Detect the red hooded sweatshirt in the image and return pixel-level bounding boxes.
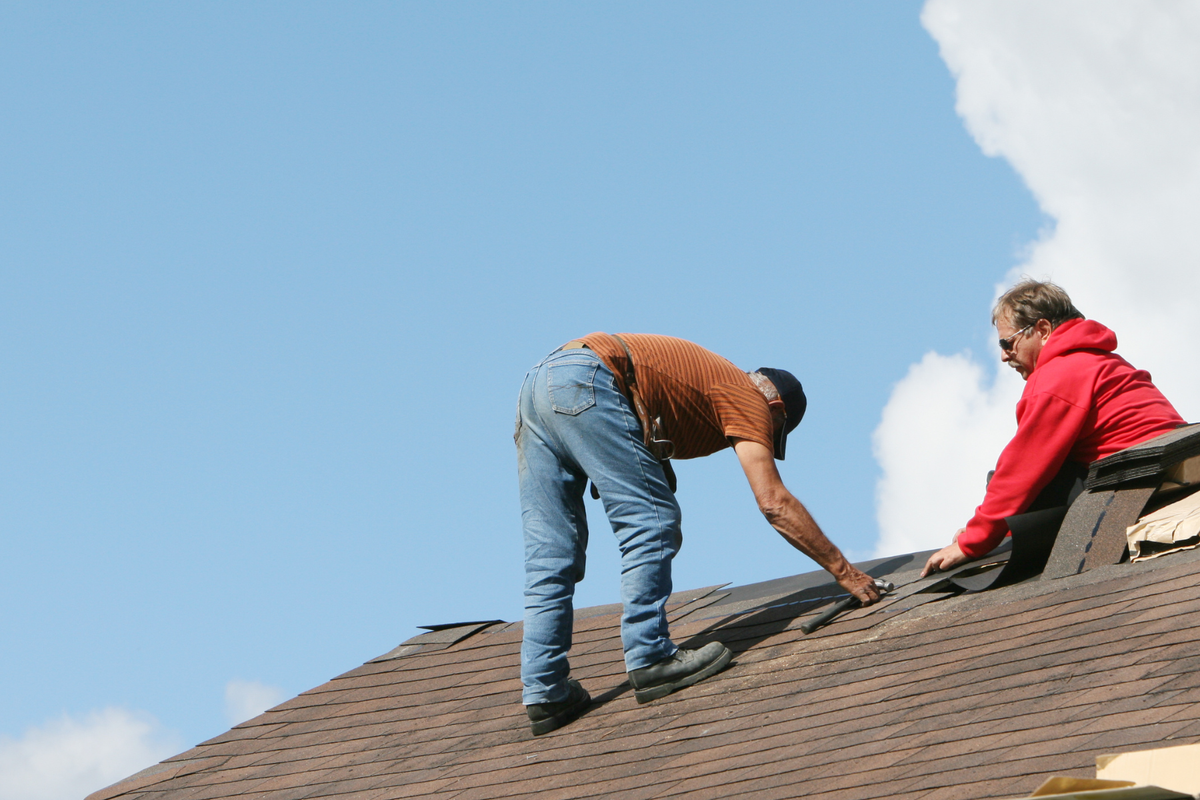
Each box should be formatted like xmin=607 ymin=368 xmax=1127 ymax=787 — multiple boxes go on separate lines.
xmin=957 ymin=318 xmax=1185 ymax=559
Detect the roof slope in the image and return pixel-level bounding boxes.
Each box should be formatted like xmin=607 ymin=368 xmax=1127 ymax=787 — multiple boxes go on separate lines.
xmin=90 ymin=546 xmax=1200 ymax=800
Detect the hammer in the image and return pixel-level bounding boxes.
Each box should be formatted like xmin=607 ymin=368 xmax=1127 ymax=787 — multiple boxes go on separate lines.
xmin=800 ymin=579 xmax=894 ymax=634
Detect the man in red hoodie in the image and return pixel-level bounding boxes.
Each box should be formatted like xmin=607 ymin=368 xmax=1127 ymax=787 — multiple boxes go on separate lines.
xmin=922 ymin=281 xmax=1185 ymax=577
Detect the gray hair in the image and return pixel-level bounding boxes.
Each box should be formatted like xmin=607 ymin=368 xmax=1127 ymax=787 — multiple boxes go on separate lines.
xmin=747 ymin=371 xmax=780 ymax=402
xmin=993 ymin=279 xmax=1084 ymax=330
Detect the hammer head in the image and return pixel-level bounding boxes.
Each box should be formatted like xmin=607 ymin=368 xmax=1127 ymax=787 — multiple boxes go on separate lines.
xmin=874 ymin=579 xmax=895 ymax=596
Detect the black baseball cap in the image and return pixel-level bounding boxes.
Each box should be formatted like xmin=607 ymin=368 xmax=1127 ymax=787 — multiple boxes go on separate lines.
xmin=756 ymin=368 xmax=806 ymax=460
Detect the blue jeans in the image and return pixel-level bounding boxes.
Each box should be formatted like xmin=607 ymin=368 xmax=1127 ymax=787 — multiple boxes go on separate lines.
xmin=516 ymin=347 xmax=681 ymax=704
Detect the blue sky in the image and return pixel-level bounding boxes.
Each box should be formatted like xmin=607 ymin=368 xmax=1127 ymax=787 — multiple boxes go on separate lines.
xmin=1 ymin=0 xmax=1047 ymax=776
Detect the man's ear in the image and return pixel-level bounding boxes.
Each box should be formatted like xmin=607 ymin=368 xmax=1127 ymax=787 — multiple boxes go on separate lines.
xmin=767 ymin=398 xmax=786 ymax=428
xmin=1036 ymin=318 xmax=1055 ymax=341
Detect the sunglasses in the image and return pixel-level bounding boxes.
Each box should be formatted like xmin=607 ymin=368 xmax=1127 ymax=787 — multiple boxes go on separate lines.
xmin=998 ymin=323 xmax=1034 ymax=352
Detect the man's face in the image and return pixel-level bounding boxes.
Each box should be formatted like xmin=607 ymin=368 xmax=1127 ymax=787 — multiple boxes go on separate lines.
xmin=997 ymin=315 xmax=1047 ymax=380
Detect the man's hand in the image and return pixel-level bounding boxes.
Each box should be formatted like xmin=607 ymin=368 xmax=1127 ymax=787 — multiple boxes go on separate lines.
xmin=837 ymin=567 xmax=881 ymax=606
xmin=921 ymin=539 xmax=970 ymax=578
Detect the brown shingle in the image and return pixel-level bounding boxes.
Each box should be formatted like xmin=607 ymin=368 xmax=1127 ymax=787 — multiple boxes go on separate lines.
xmin=88 ymin=547 xmax=1200 ymax=800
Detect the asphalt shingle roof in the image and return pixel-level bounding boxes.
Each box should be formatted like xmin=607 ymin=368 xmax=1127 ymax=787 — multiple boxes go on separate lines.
xmin=89 ymin=540 xmax=1200 ymax=800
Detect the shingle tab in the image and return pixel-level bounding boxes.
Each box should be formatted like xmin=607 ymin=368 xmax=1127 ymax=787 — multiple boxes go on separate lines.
xmin=370 ymin=621 xmax=506 ymax=661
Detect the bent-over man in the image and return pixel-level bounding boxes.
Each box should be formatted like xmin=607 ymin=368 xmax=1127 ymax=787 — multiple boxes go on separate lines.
xmin=516 ymin=333 xmax=879 ymax=735
xmin=922 ymin=281 xmax=1185 ymax=578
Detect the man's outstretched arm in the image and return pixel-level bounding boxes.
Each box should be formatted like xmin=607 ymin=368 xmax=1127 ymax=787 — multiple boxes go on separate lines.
xmin=732 ymin=438 xmax=880 ymax=605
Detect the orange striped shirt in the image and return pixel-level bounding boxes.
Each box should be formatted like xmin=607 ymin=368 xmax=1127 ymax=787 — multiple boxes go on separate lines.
xmin=576 ymin=333 xmax=773 ymax=460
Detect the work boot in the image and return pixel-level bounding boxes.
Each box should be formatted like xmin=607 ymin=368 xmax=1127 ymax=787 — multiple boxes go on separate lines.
xmin=627 ymin=642 xmax=733 ymax=704
xmin=526 ymin=678 xmax=591 ymax=736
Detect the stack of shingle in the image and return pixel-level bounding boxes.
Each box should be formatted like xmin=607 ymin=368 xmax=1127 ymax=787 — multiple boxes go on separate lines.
xmin=1086 ymin=424 xmax=1200 ymax=490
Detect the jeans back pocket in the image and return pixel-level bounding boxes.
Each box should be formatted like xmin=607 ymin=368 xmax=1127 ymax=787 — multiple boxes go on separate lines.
xmin=548 ymin=360 xmax=599 ymax=415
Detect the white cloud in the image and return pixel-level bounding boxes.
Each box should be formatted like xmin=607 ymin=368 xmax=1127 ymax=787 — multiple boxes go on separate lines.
xmin=873 ymin=0 xmax=1200 ymax=556
xmin=873 ymin=352 xmax=1022 ymax=557
xmin=223 ymin=679 xmax=285 ymax=727
xmin=0 ymin=683 xmax=288 ymax=800
xmin=0 ymin=708 xmax=181 ymax=800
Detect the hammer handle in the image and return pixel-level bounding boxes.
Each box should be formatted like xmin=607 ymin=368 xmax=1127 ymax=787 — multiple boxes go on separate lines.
xmin=800 ymin=579 xmax=893 ymax=635
xmin=800 ymin=594 xmax=861 ymax=634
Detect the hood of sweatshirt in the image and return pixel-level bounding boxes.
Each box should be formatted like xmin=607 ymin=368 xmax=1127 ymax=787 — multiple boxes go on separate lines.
xmin=1034 ymin=318 xmax=1117 ymax=374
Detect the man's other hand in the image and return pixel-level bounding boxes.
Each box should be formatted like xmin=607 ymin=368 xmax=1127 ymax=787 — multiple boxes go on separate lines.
xmin=921 ymin=540 xmax=970 ymax=577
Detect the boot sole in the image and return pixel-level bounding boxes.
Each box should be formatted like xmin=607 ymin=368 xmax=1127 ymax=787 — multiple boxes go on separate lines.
xmin=633 ymin=645 xmax=733 ymax=704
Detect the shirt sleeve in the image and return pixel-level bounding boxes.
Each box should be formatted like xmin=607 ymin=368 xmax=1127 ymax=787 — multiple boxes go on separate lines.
xmin=707 ymin=383 xmax=774 ymax=452
xmin=957 ymin=390 xmax=1092 ymax=558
